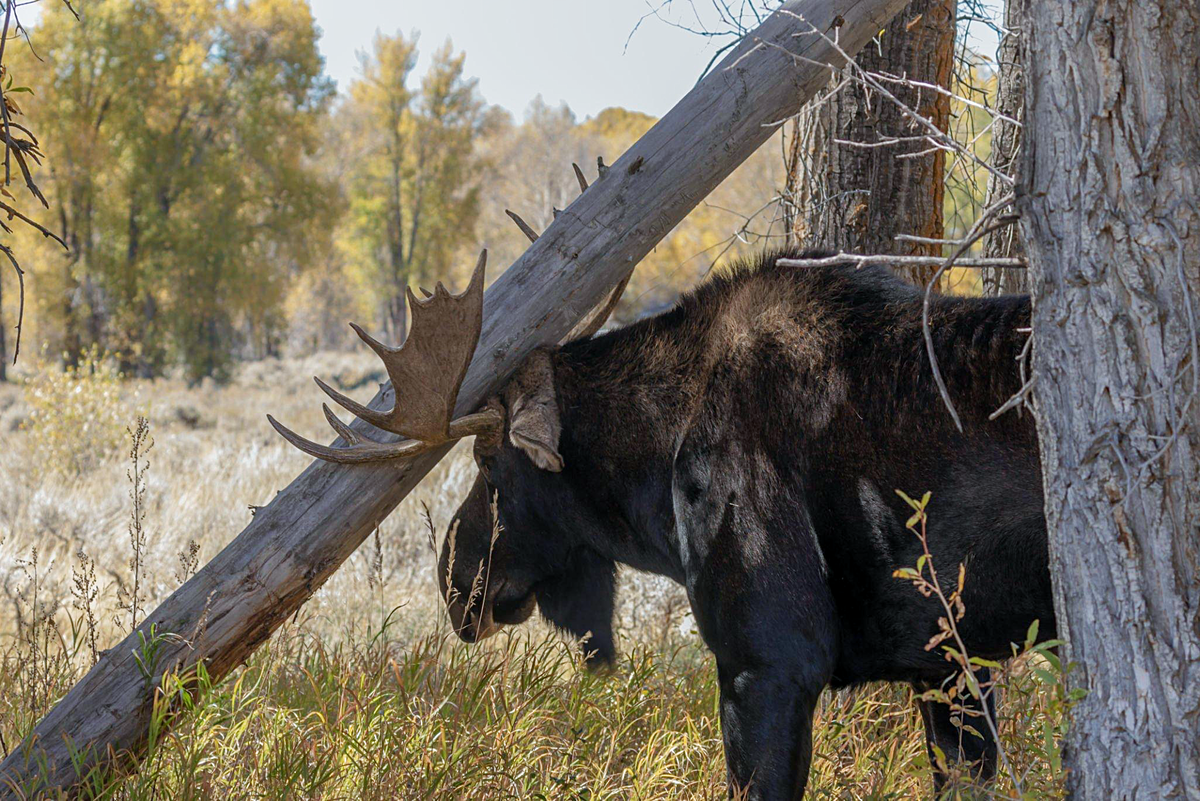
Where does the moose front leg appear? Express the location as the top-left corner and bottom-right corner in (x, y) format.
(717, 663), (825, 800)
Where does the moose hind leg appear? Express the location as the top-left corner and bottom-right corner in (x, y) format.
(913, 668), (998, 791)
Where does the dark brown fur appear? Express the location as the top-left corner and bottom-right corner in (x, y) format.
(440, 250), (1050, 799)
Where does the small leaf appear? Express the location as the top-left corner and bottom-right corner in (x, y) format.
(895, 488), (918, 509)
(969, 657), (1004, 670)
(1024, 619), (1040, 651)
(930, 743), (948, 773)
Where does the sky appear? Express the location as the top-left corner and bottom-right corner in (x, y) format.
(308, 0), (743, 119)
(308, 1), (1001, 122)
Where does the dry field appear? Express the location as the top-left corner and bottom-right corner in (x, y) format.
(0, 355), (1071, 799)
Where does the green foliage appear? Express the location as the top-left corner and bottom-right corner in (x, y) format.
(891, 489), (1084, 798)
(339, 32), (487, 341)
(21, 346), (127, 474)
(0, 621), (1074, 799)
(16, 0), (337, 380)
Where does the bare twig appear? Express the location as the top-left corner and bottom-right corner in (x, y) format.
(871, 72), (1022, 128)
(0, 243), (24, 363)
(989, 376), (1035, 420)
(0, 0), (16, 186)
(770, 10), (1014, 186)
(921, 202), (1020, 431)
(777, 253), (1025, 269)
(0, 200), (68, 248)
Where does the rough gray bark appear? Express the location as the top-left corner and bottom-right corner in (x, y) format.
(0, 0), (911, 794)
(785, 0), (955, 285)
(1021, 0), (1200, 797)
(980, 0), (1027, 296)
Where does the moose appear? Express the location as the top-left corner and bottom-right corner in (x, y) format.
(271, 248), (1054, 799)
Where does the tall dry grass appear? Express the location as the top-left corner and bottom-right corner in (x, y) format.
(0, 355), (1071, 798)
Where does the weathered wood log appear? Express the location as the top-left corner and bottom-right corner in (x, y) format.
(0, 0), (908, 793)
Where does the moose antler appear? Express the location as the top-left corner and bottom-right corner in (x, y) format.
(268, 250), (502, 463)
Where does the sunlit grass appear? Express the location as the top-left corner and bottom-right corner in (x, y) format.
(0, 354), (1068, 799)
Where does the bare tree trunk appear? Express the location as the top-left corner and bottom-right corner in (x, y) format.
(0, 0), (911, 794)
(1021, 0), (1200, 796)
(980, 0), (1027, 296)
(786, 0), (954, 285)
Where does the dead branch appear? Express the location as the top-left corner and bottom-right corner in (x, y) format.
(776, 253), (1025, 269)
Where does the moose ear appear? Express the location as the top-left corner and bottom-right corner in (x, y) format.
(504, 350), (564, 472)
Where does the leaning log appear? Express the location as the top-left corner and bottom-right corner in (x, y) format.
(0, 0), (908, 793)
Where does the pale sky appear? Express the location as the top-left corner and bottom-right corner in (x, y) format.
(308, 0), (740, 119)
(309, 1), (1001, 120)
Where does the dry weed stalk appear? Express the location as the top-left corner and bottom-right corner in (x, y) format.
(70, 549), (99, 666)
(116, 417), (153, 633)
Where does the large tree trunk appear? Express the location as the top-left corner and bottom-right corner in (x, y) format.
(785, 0), (955, 285)
(980, 0), (1027, 296)
(1021, 1), (1200, 797)
(0, 0), (911, 794)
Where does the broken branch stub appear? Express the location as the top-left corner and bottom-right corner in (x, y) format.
(268, 251), (503, 463)
(506, 209), (539, 243)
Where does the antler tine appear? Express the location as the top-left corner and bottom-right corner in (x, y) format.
(322, 403), (362, 445)
(267, 415), (434, 464)
(473, 248), (487, 280)
(314, 376), (392, 431)
(349, 322), (396, 358)
(506, 209), (539, 243)
(272, 248), (492, 459)
(564, 273), (630, 343)
(572, 162), (588, 193)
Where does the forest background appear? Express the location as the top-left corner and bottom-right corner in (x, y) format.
(0, 0), (995, 385)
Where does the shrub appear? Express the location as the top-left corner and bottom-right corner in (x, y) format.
(21, 346), (128, 475)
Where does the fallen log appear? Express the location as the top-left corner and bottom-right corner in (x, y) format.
(0, 0), (908, 793)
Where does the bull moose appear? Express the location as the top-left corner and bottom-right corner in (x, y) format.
(271, 248), (1054, 799)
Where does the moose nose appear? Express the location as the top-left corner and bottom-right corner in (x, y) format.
(448, 601), (499, 643)
(470, 607), (499, 641)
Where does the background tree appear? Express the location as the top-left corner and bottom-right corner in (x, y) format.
(1021, 0), (1200, 795)
(340, 33), (486, 342)
(979, 0), (1025, 296)
(16, 0), (335, 380)
(785, 0), (956, 285)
